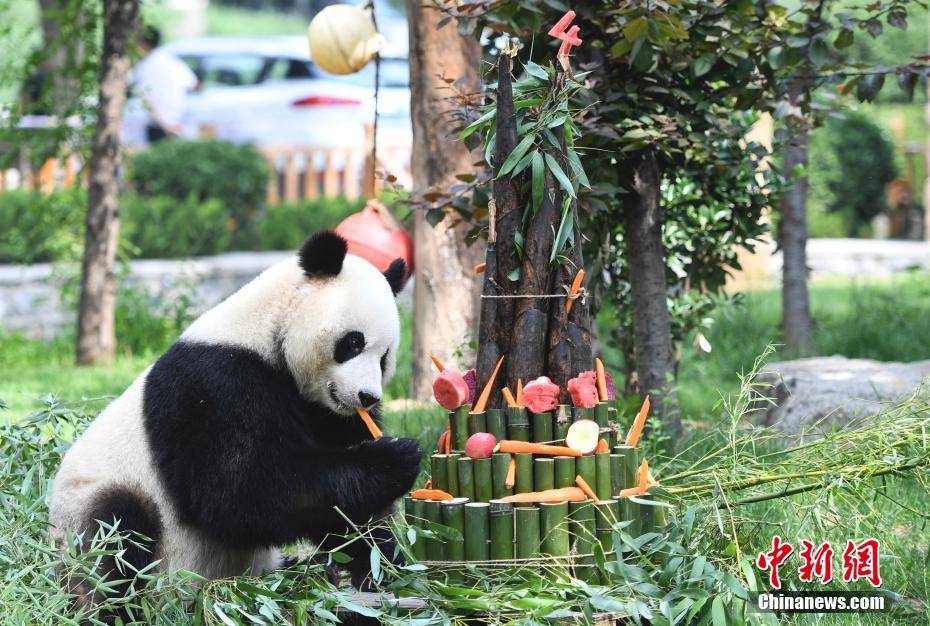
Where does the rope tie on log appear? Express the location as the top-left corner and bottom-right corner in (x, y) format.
(479, 286), (588, 305)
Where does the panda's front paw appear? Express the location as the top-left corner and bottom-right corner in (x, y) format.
(356, 437), (422, 501)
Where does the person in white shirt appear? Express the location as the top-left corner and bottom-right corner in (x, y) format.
(130, 26), (199, 143)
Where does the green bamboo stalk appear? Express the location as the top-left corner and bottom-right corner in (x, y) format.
(486, 408), (507, 441)
(515, 506), (540, 559)
(507, 406), (530, 441)
(569, 499), (598, 582)
(622, 495), (641, 538)
(489, 500), (515, 560)
(446, 453), (460, 497)
(491, 452), (514, 499)
(452, 406), (470, 450)
(594, 499), (620, 558)
(441, 497), (468, 561)
(655, 501), (667, 527)
(594, 402), (609, 427)
(533, 457), (555, 491)
(468, 411), (487, 437)
(615, 445), (639, 489)
(638, 493), (656, 535)
(430, 454), (449, 493)
(474, 457), (493, 502)
(609, 453), (623, 496)
(464, 502), (490, 561)
(409, 498), (427, 560)
(607, 405), (618, 425)
(514, 453), (533, 494)
(422, 499), (445, 560)
(575, 454), (596, 490)
(532, 411), (553, 443)
(595, 452), (612, 500)
(457, 457), (475, 502)
(539, 502), (570, 557)
(554, 405), (572, 441)
(554, 455), (576, 488)
(573, 407), (594, 422)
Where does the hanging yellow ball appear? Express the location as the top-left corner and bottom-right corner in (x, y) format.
(308, 4), (384, 75)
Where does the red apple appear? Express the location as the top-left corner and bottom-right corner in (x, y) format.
(465, 432), (497, 459)
(565, 419), (600, 455)
(432, 370), (469, 410)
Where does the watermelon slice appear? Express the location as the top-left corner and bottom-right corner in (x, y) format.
(523, 376), (560, 413)
(433, 370), (469, 410)
(567, 371), (599, 408)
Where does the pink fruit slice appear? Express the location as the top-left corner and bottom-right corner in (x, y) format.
(567, 371), (599, 408)
(465, 432), (497, 459)
(523, 376), (560, 413)
(432, 370), (468, 410)
(565, 419), (600, 455)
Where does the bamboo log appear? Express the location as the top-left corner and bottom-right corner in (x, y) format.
(441, 497), (468, 561)
(638, 493), (655, 535)
(569, 499), (598, 583)
(533, 457), (555, 492)
(532, 411), (553, 443)
(491, 453), (514, 499)
(457, 457), (475, 502)
(489, 500), (515, 560)
(595, 452), (612, 501)
(468, 411), (487, 437)
(594, 402), (609, 428)
(514, 506), (540, 559)
(464, 502), (490, 561)
(447, 453), (461, 497)
(575, 455), (596, 490)
(507, 406), (530, 441)
(554, 405), (572, 441)
(422, 500), (445, 560)
(474, 457), (493, 502)
(554, 455), (576, 488)
(539, 501), (570, 557)
(514, 453), (533, 494)
(486, 408), (507, 441)
(431, 454), (449, 493)
(573, 407), (594, 422)
(408, 498), (427, 560)
(451, 406), (470, 450)
(609, 453), (623, 496)
(615, 446), (640, 534)
(594, 499), (620, 558)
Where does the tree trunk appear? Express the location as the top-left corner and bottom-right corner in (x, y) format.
(780, 89), (814, 355)
(622, 151), (680, 436)
(406, 0), (483, 399)
(75, 0), (138, 366)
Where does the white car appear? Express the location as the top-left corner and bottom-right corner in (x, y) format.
(122, 35), (411, 149)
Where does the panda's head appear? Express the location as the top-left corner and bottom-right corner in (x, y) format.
(282, 231), (405, 415)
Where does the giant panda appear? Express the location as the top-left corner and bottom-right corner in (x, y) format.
(49, 231), (423, 602)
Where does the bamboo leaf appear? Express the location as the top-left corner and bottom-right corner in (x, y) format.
(711, 596), (727, 626)
(531, 151), (544, 211)
(460, 108), (496, 139)
(515, 98), (545, 108)
(550, 199), (573, 262)
(544, 153), (576, 198)
(566, 149), (590, 189)
(498, 134), (535, 177)
(524, 61), (551, 80)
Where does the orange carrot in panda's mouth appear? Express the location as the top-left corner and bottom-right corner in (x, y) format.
(357, 407), (383, 439)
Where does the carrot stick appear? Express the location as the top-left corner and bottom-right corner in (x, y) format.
(624, 395), (651, 447)
(501, 486), (585, 504)
(504, 456), (516, 488)
(410, 488), (454, 501)
(594, 357), (608, 402)
(502, 387), (517, 407)
(516, 379), (524, 406)
(474, 262), (486, 274)
(575, 475), (600, 503)
(618, 486), (642, 498)
(596, 438), (609, 454)
(472, 355), (504, 413)
(430, 354), (445, 372)
(638, 458), (649, 493)
(566, 269), (585, 314)
(424, 479), (432, 490)
(496, 440), (582, 457)
(357, 407), (382, 439)
(444, 425), (452, 454)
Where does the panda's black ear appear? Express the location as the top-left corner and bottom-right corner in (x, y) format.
(383, 258), (406, 296)
(298, 231), (347, 279)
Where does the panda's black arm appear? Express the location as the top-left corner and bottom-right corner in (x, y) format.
(143, 341), (422, 548)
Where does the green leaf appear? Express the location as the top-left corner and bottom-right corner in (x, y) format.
(711, 596), (727, 626)
(808, 37), (829, 67)
(498, 134), (535, 177)
(624, 16), (649, 42)
(692, 54), (715, 78)
(550, 199), (573, 262)
(898, 72), (918, 101)
(459, 108), (495, 140)
(370, 546), (382, 582)
(544, 153), (576, 198)
(834, 28), (854, 49)
(766, 46), (788, 70)
(887, 9), (908, 30)
(515, 98), (545, 108)
(524, 61), (550, 80)
(531, 151), (544, 211)
(566, 149), (590, 189)
(425, 208), (444, 227)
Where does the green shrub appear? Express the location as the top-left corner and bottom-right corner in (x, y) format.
(121, 193), (230, 258)
(129, 138), (269, 245)
(0, 189), (85, 263)
(253, 196), (363, 250)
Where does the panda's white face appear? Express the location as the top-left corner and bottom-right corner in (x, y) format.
(283, 253), (402, 416)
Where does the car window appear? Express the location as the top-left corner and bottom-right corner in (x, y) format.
(324, 58), (409, 88)
(197, 54), (268, 87)
(265, 58), (315, 81)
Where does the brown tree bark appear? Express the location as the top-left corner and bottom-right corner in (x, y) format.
(75, 0), (139, 366)
(779, 94), (814, 355)
(406, 0), (483, 399)
(622, 151), (680, 436)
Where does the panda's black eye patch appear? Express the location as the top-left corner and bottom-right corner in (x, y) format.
(334, 331), (365, 363)
(380, 349), (389, 373)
